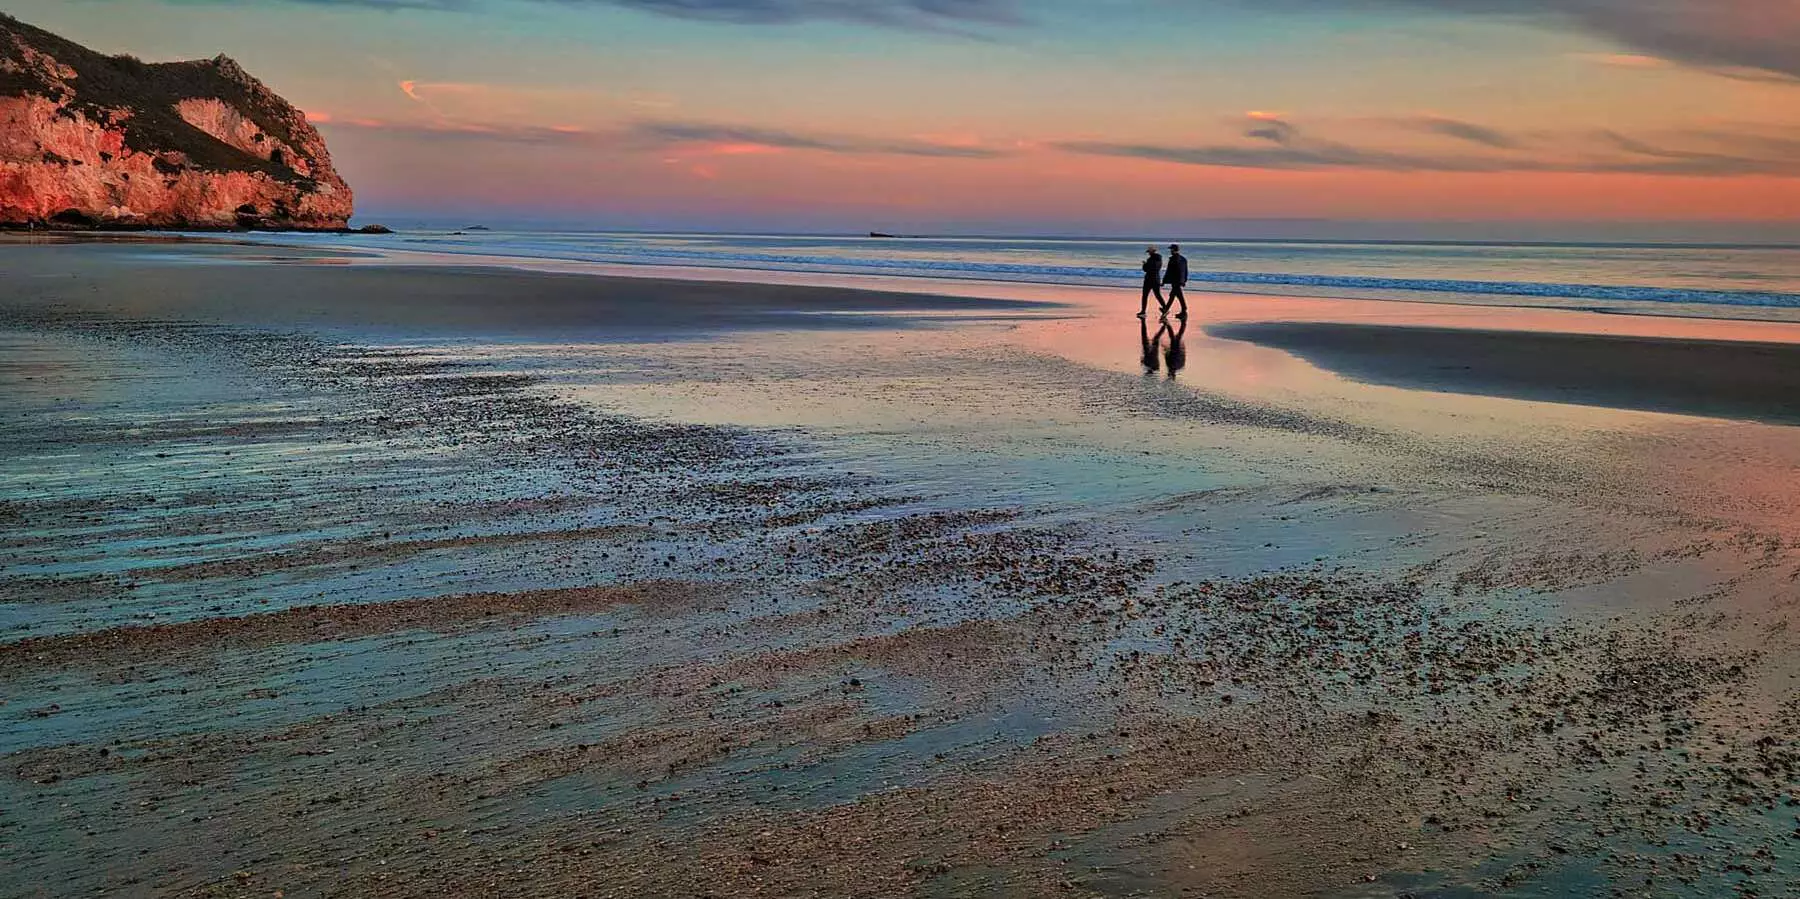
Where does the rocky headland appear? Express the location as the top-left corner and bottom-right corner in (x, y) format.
(0, 14), (359, 231)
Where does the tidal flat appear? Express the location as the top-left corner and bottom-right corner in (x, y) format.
(4, 240), (1800, 897)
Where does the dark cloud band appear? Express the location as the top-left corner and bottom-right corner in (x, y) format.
(104, 0), (1800, 77)
(1274, 0), (1800, 81)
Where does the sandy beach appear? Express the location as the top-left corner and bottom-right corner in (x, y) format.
(6, 239), (1800, 898)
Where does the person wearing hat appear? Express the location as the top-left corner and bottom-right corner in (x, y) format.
(1163, 243), (1190, 319)
(1139, 245), (1165, 318)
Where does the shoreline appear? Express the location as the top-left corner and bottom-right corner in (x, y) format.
(13, 229), (1800, 327)
(12, 239), (1800, 426)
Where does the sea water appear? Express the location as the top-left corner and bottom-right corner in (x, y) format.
(225, 230), (1800, 312)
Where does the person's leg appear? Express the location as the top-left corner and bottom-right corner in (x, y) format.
(1139, 283), (1151, 317)
(1152, 284), (1167, 316)
(1172, 284), (1189, 318)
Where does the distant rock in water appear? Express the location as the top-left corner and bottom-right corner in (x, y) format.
(0, 14), (353, 231)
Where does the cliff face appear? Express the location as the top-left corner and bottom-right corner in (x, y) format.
(0, 15), (353, 230)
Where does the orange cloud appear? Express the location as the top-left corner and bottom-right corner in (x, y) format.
(1577, 53), (1672, 69)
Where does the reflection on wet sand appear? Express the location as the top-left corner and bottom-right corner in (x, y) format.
(1139, 316), (1189, 378)
(4, 241), (1800, 897)
(1140, 315), (1161, 375)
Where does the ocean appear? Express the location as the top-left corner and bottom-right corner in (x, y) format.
(227, 230), (1800, 313)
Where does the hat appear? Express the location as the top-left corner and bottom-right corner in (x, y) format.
(1169, 244), (1181, 251)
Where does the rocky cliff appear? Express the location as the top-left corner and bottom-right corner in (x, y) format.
(0, 14), (353, 230)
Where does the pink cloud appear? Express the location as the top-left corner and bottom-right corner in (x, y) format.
(703, 142), (786, 156)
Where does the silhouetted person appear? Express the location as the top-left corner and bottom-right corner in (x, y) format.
(1139, 245), (1164, 318)
(1163, 244), (1190, 319)
(1163, 316), (1188, 377)
(1140, 314), (1161, 373)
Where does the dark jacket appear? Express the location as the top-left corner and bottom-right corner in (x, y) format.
(1142, 252), (1163, 282)
(1163, 252), (1189, 287)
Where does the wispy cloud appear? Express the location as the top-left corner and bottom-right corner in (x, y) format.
(596, 0), (1026, 32)
(1574, 52), (1673, 70)
(322, 117), (618, 145)
(221, 0), (469, 8)
(1057, 116), (1800, 176)
(334, 107), (1789, 175)
(1572, 51), (1800, 86)
(1242, 112), (1298, 145)
(139, 0), (1029, 34)
(1284, 0), (1800, 81)
(639, 122), (1009, 158)
(323, 116), (1010, 158)
(100, 0), (1800, 72)
(1058, 139), (1508, 174)
(1406, 116), (1522, 150)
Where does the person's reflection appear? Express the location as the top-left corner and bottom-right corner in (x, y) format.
(1163, 316), (1188, 379)
(1140, 315), (1162, 374)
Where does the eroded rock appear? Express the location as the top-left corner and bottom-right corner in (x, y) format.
(0, 14), (353, 231)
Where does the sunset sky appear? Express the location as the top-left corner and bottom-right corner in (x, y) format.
(12, 0), (1800, 235)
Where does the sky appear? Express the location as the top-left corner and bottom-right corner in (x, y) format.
(9, 0), (1800, 236)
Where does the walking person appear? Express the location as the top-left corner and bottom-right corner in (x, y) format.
(1139, 245), (1165, 318)
(1163, 243), (1190, 319)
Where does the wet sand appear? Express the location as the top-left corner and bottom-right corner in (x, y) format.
(6, 241), (1800, 898)
(1213, 321), (1800, 424)
(0, 239), (1058, 338)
